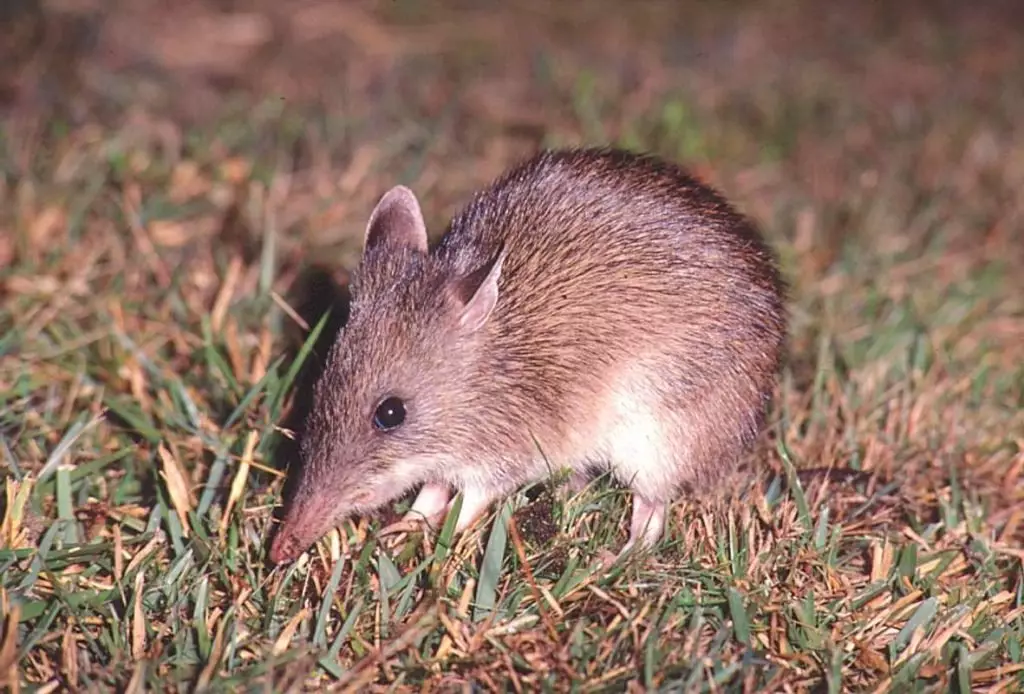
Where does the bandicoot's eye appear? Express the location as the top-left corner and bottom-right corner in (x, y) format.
(373, 396), (406, 431)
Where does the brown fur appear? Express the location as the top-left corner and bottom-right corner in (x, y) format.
(269, 147), (787, 564)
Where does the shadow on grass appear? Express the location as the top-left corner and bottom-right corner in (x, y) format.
(270, 264), (352, 529)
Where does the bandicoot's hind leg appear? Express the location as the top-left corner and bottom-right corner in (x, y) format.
(619, 493), (668, 557)
(567, 470), (593, 495)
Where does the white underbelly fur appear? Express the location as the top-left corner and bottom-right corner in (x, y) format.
(591, 371), (682, 500)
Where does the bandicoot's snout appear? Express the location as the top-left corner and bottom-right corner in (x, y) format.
(267, 490), (340, 565)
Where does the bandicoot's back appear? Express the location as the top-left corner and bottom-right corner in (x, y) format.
(431, 147), (786, 478)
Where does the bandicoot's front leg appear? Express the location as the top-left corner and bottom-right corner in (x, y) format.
(403, 483), (451, 526)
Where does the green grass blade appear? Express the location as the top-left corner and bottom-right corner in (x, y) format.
(777, 438), (812, 532)
(432, 493), (463, 570)
(474, 500), (511, 622)
(267, 310), (332, 421)
(194, 575), (211, 659)
(313, 557), (346, 648)
(727, 587), (751, 646)
(55, 466), (78, 544)
(894, 597), (938, 651)
(38, 412), (104, 482)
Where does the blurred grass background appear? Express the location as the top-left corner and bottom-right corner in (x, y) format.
(1, 0), (1022, 691)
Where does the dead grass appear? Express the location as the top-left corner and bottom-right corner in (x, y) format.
(1, 1), (1023, 691)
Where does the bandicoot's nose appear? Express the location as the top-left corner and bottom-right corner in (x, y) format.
(268, 529), (306, 565)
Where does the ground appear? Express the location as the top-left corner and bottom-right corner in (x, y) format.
(1, 0), (1022, 691)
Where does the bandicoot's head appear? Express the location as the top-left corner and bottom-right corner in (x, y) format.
(268, 186), (505, 564)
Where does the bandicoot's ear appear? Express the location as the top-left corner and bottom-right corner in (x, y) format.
(363, 185), (428, 255)
(453, 246), (506, 334)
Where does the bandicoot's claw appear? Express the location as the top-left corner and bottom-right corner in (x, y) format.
(379, 519), (425, 536)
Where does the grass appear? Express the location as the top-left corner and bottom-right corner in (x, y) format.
(2, 1), (1023, 691)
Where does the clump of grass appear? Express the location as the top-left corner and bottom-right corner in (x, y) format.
(2, 2), (1023, 691)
